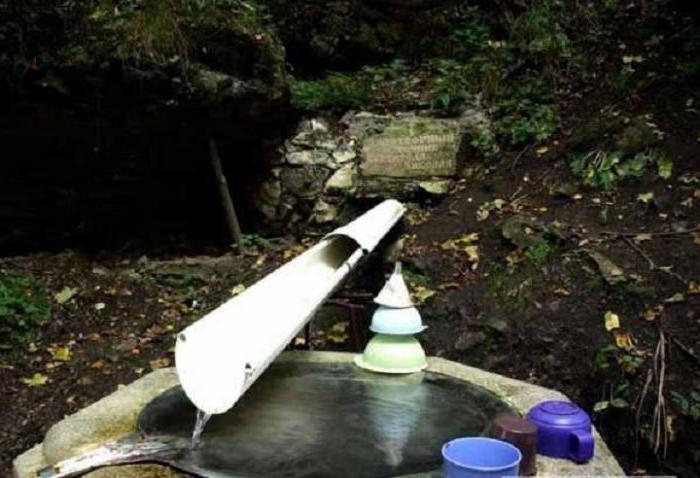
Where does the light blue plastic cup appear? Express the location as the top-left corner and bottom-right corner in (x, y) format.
(442, 437), (522, 478)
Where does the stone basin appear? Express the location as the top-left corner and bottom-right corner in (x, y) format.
(13, 351), (624, 478)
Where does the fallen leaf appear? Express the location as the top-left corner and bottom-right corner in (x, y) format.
(94, 302), (106, 311)
(657, 156), (673, 179)
(536, 146), (549, 155)
(476, 199), (505, 222)
(406, 209), (430, 226)
(634, 233), (652, 243)
(54, 287), (79, 304)
(150, 357), (171, 369)
(588, 251), (625, 285)
(665, 293), (685, 303)
(327, 321), (349, 344)
(689, 282), (700, 295)
(22, 373), (49, 387)
(437, 282), (460, 290)
(253, 254), (268, 269)
(90, 360), (106, 369)
(293, 337), (306, 347)
(506, 249), (524, 265)
(611, 398), (630, 408)
(604, 311), (621, 331)
(230, 283), (246, 296)
(642, 304), (664, 321)
(637, 192), (654, 203)
(283, 243), (306, 260)
(614, 331), (635, 351)
(440, 234), (480, 265)
(412, 285), (436, 305)
(48, 345), (72, 361)
(464, 245), (479, 265)
(553, 287), (571, 296)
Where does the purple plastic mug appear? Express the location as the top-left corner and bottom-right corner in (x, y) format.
(526, 400), (594, 463)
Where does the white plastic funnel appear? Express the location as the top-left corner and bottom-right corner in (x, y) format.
(374, 262), (413, 308)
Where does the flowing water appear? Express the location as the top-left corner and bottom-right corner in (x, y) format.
(191, 409), (212, 449)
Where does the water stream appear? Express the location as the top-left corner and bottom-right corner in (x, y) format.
(191, 409), (212, 449)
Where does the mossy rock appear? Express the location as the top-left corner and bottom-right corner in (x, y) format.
(568, 116), (625, 152)
(266, 0), (467, 69)
(615, 117), (658, 154)
(47, 1), (288, 101)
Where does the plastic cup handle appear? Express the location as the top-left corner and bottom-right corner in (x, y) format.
(569, 429), (594, 462)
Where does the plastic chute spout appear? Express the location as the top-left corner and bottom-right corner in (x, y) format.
(175, 200), (406, 415)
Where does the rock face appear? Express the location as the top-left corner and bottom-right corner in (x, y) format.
(265, 0), (470, 71)
(254, 113), (470, 229)
(0, 1), (290, 252)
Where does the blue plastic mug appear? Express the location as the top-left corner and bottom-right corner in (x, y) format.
(442, 437), (522, 478)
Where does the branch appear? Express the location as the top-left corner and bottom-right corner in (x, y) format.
(209, 137), (245, 255)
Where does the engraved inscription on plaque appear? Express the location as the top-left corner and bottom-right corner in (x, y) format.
(361, 120), (460, 178)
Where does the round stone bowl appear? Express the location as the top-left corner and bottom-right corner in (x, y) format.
(13, 351), (625, 478)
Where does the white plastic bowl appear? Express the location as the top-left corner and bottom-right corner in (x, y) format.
(369, 305), (427, 335)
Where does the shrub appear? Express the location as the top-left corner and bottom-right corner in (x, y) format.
(0, 271), (50, 347)
(291, 73), (371, 111)
(507, 0), (574, 74)
(488, 79), (560, 149)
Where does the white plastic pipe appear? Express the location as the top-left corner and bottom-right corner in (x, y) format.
(175, 199), (406, 414)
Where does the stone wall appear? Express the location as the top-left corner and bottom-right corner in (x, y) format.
(254, 110), (488, 229)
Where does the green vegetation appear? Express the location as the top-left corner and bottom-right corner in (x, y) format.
(593, 343), (645, 413)
(0, 271), (50, 347)
(484, 263), (533, 313)
(489, 84), (559, 149)
(524, 239), (554, 264)
(672, 391), (700, 421)
(570, 149), (673, 191)
(506, 0), (574, 75)
(83, 0), (276, 65)
(291, 73), (371, 111)
(290, 0), (566, 154)
(242, 233), (272, 251)
(2, 0), (286, 93)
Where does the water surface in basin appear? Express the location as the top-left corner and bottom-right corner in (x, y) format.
(138, 361), (513, 477)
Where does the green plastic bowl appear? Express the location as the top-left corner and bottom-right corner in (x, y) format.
(354, 334), (427, 374)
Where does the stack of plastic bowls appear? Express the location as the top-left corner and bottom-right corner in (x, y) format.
(355, 263), (428, 374)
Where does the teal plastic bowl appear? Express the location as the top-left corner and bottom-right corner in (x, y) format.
(354, 334), (427, 374)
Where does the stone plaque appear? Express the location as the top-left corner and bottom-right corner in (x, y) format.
(360, 118), (460, 178)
